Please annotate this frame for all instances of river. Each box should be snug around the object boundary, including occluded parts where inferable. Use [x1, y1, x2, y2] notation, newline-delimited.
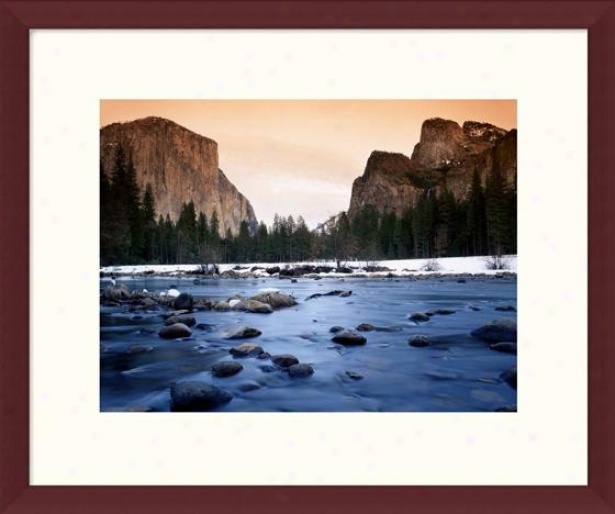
[100, 275, 517, 412]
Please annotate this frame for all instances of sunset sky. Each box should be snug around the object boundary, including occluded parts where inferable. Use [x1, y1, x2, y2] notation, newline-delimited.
[100, 100, 516, 228]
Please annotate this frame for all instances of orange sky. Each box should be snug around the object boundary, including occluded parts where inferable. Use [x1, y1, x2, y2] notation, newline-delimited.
[100, 100, 516, 228]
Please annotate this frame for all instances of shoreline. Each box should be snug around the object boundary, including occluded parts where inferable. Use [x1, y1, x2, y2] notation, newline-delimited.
[100, 255, 517, 281]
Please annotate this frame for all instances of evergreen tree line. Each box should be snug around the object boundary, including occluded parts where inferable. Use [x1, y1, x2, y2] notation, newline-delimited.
[101, 145, 516, 266]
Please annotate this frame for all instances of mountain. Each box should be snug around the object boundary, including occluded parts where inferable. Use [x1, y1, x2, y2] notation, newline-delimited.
[100, 116, 258, 235]
[348, 118, 516, 219]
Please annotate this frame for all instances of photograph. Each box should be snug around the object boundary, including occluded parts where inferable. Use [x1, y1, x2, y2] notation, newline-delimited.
[99, 99, 517, 413]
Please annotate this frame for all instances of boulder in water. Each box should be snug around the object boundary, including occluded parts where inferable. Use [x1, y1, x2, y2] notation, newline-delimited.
[271, 354, 299, 368]
[224, 326, 262, 340]
[409, 335, 429, 347]
[331, 330, 366, 346]
[232, 299, 274, 314]
[345, 370, 364, 380]
[165, 313, 196, 327]
[471, 319, 517, 342]
[174, 292, 194, 310]
[490, 342, 517, 354]
[158, 323, 192, 339]
[102, 283, 131, 302]
[288, 363, 314, 378]
[170, 381, 233, 411]
[250, 291, 297, 309]
[500, 367, 517, 389]
[229, 343, 264, 358]
[356, 323, 375, 332]
[211, 361, 244, 378]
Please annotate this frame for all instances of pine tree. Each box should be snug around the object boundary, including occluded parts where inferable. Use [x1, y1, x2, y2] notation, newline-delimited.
[141, 185, 157, 262]
[196, 211, 208, 262]
[100, 160, 114, 265]
[467, 168, 487, 256]
[486, 167, 509, 255]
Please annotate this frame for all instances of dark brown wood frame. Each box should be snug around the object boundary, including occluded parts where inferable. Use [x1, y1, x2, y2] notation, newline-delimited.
[1, 2, 612, 513]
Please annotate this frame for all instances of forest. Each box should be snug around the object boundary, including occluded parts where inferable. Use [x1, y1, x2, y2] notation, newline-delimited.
[100, 145, 517, 267]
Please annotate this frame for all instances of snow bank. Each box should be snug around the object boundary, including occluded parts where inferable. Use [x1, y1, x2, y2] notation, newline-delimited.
[101, 255, 516, 278]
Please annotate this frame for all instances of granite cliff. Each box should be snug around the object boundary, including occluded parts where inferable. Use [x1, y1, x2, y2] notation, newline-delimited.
[348, 118, 517, 218]
[100, 117, 257, 236]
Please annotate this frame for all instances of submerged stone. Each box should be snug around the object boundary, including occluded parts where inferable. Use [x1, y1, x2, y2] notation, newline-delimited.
[288, 363, 314, 378]
[471, 318, 517, 342]
[211, 361, 244, 378]
[331, 330, 366, 346]
[224, 326, 262, 340]
[230, 343, 264, 358]
[271, 354, 300, 368]
[158, 323, 192, 339]
[409, 335, 429, 347]
[170, 381, 233, 411]
[490, 342, 517, 354]
[165, 313, 196, 327]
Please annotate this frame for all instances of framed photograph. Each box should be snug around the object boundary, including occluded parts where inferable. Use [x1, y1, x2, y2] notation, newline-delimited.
[2, 1, 612, 512]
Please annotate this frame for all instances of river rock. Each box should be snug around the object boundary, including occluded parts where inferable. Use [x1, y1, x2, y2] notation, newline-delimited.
[500, 367, 517, 389]
[196, 323, 215, 331]
[211, 361, 244, 377]
[490, 342, 517, 354]
[102, 283, 131, 302]
[232, 299, 274, 314]
[288, 363, 314, 378]
[250, 291, 297, 309]
[409, 312, 430, 322]
[170, 381, 233, 411]
[271, 354, 299, 368]
[471, 319, 517, 342]
[434, 308, 455, 315]
[173, 292, 194, 310]
[239, 382, 261, 392]
[137, 297, 158, 309]
[329, 326, 345, 333]
[356, 323, 375, 332]
[214, 301, 231, 312]
[230, 343, 264, 358]
[409, 335, 429, 347]
[165, 313, 196, 327]
[495, 305, 517, 312]
[158, 323, 192, 339]
[224, 326, 262, 340]
[306, 290, 352, 301]
[345, 370, 364, 380]
[124, 345, 154, 355]
[331, 330, 366, 346]
[495, 405, 517, 412]
[257, 351, 271, 360]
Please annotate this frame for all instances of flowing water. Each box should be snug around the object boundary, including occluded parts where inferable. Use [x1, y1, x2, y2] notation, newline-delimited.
[100, 275, 517, 412]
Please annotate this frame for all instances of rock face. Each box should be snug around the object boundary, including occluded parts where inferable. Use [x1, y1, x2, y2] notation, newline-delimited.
[347, 117, 516, 218]
[100, 116, 258, 236]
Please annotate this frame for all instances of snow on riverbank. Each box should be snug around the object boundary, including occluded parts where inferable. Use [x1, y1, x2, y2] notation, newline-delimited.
[100, 255, 517, 278]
